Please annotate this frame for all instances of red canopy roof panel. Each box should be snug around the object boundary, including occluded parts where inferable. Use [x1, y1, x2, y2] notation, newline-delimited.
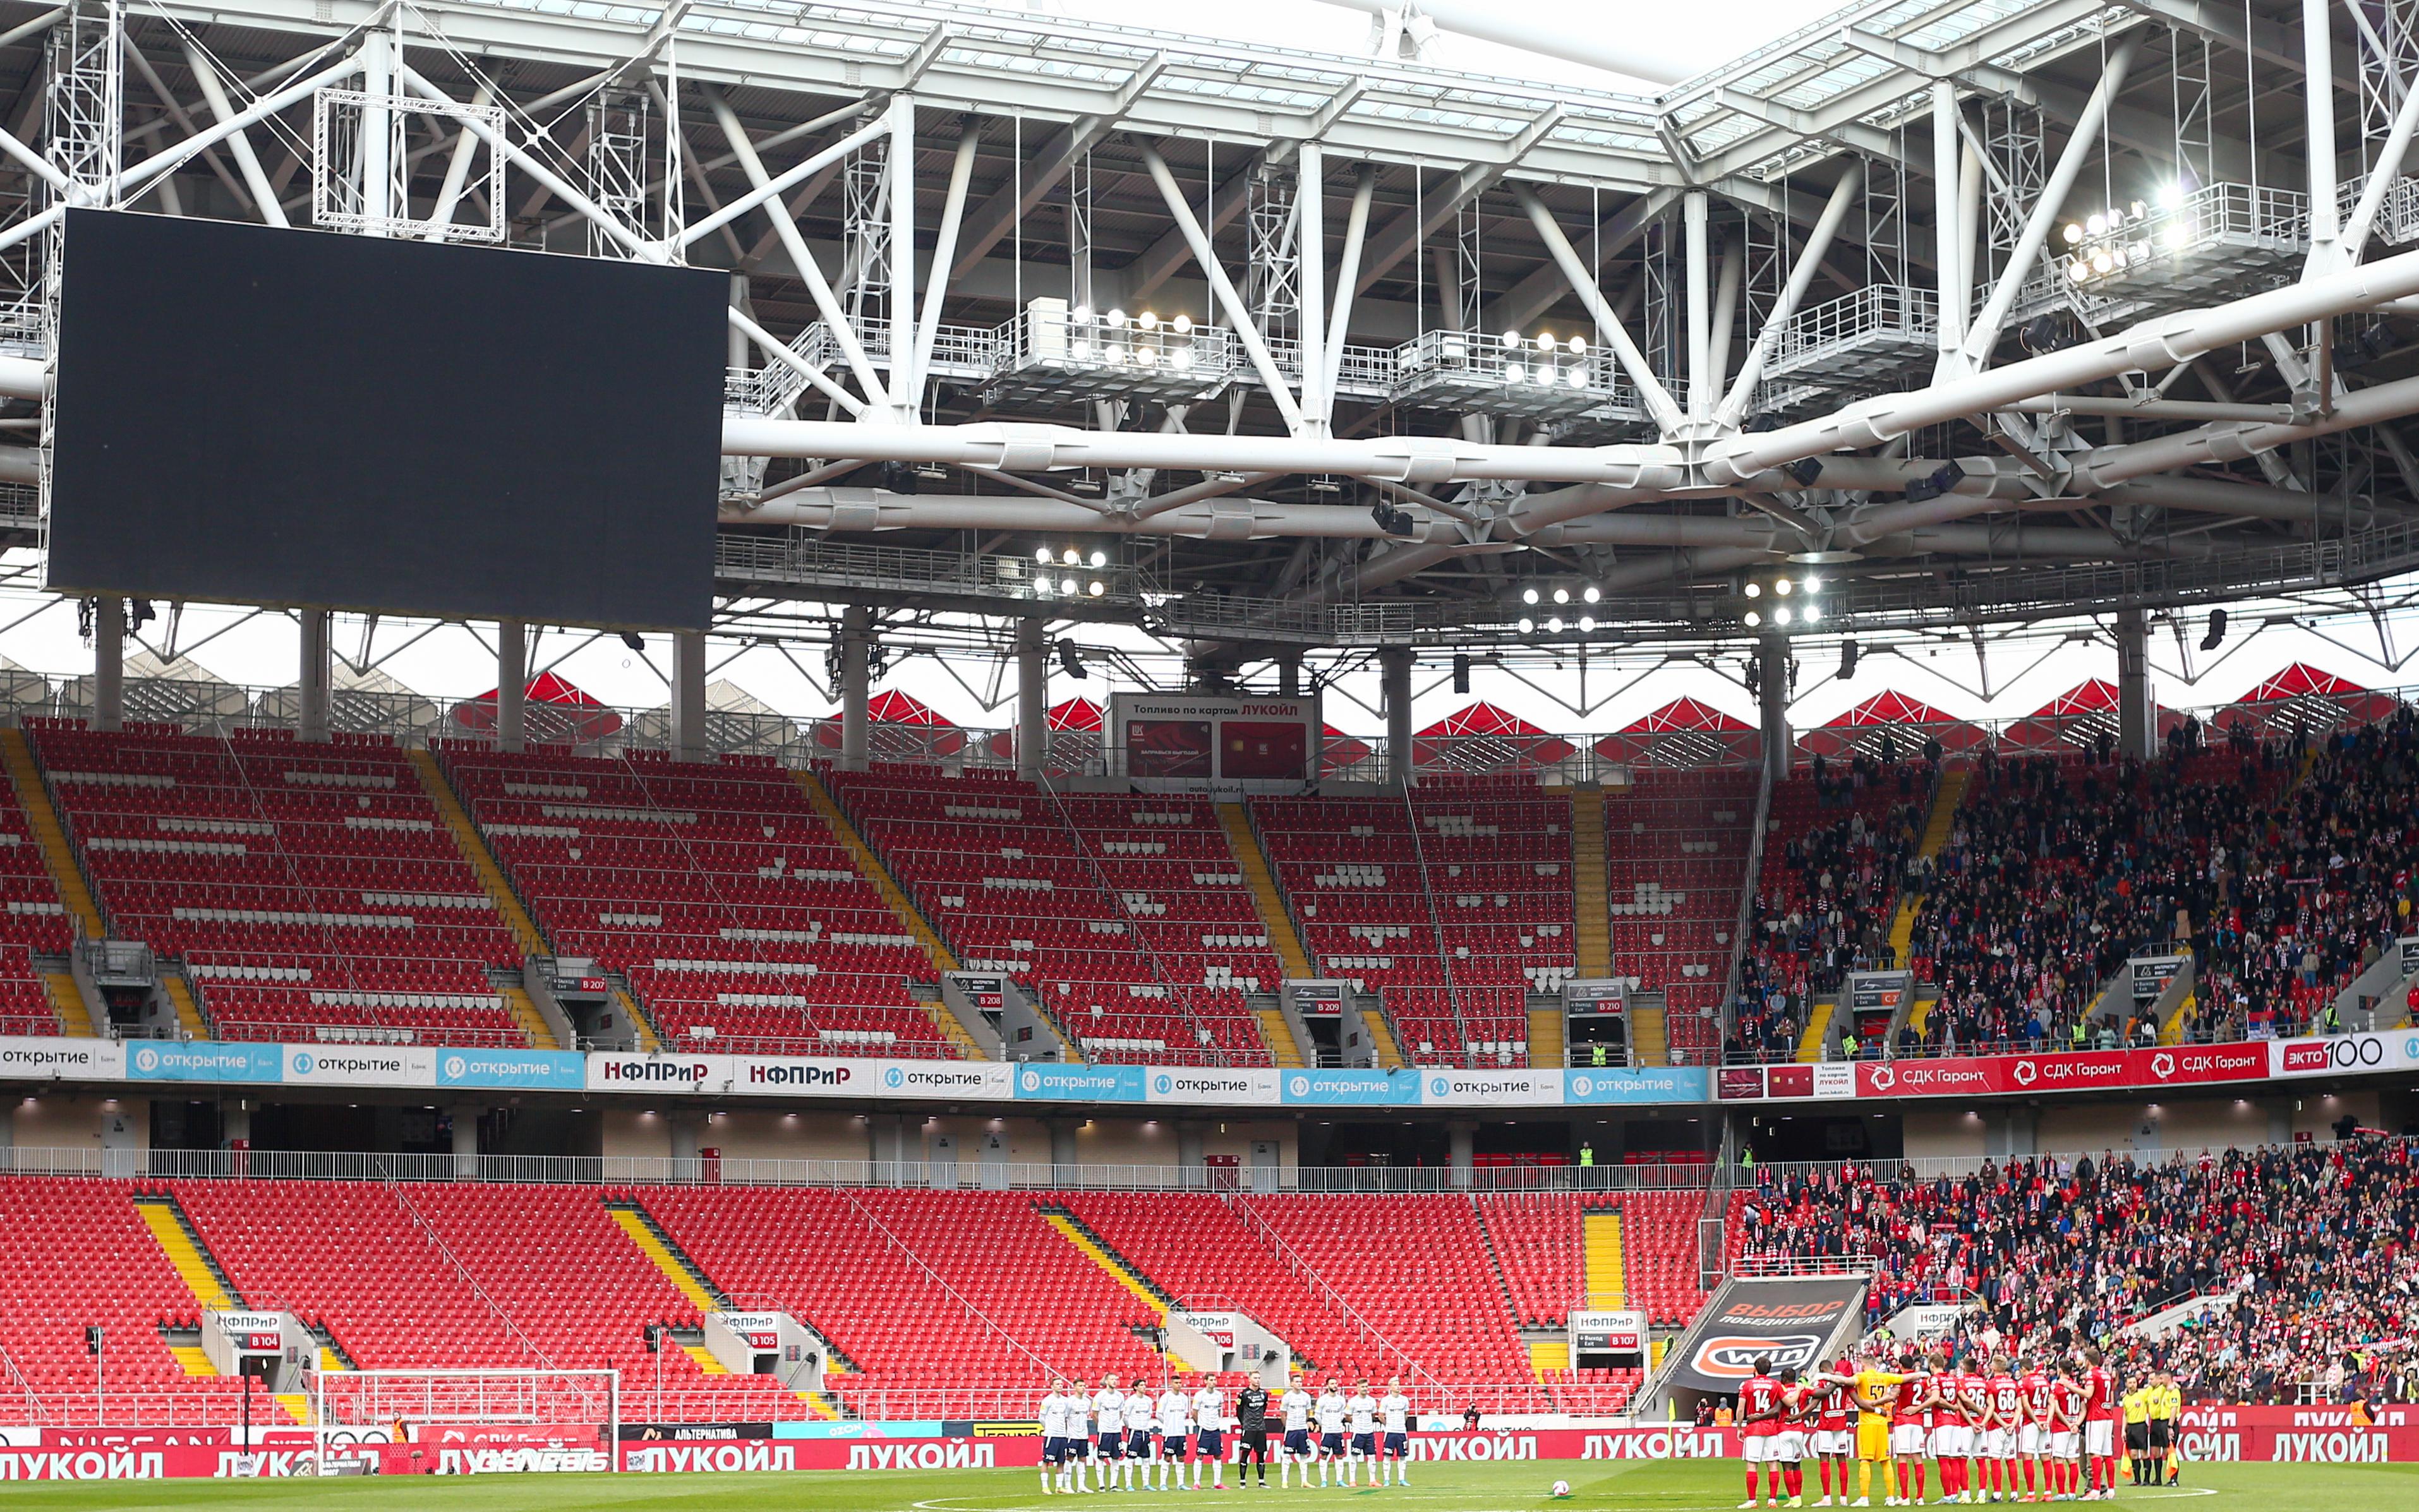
[1591, 697, 1759, 767]
[2240, 663, 2368, 701]
[1412, 702, 1574, 771]
[1797, 690, 1984, 760]
[814, 688, 966, 755]
[2223, 663, 2399, 731]
[449, 674, 624, 741]
[1998, 679, 2182, 752]
[1320, 724, 1375, 776]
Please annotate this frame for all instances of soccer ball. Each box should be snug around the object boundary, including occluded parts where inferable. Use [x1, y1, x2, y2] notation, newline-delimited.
[1550, 1480, 1572, 1499]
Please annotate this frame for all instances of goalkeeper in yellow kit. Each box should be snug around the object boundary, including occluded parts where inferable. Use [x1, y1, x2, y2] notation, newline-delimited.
[1811, 1355, 1912, 1507]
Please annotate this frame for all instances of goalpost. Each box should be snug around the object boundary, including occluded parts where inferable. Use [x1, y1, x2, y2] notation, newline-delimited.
[303, 1368, 621, 1474]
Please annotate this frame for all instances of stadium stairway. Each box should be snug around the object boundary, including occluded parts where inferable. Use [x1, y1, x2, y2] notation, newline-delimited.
[1216, 803, 1314, 1067]
[1582, 1208, 1625, 1309]
[1526, 992, 1565, 1069]
[412, 748, 562, 1048]
[1362, 995, 1408, 1069]
[1627, 993, 1668, 1066]
[135, 1194, 239, 1312]
[488, 969, 558, 1051]
[1567, 788, 1612, 978]
[607, 1201, 728, 1316]
[407, 747, 550, 961]
[2159, 988, 2200, 1046]
[4, 729, 99, 1035]
[1526, 1337, 1569, 1376]
[1037, 1204, 1176, 1336]
[793, 769, 988, 1060]
[1883, 764, 1968, 978]
[1792, 994, 1835, 1062]
[610, 1196, 850, 1415]
[607, 975, 665, 1052]
[160, 967, 213, 1038]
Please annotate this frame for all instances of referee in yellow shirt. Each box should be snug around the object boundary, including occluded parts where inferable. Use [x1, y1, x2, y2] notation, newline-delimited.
[2121, 1384, 2151, 1485]
[2148, 1371, 2182, 1485]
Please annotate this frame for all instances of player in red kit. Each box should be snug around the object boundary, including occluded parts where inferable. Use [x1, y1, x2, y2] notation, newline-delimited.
[2076, 1348, 2118, 1501]
[1980, 1353, 2024, 1504]
[2017, 1355, 2056, 1502]
[1888, 1352, 1934, 1507]
[2049, 1365, 2087, 1500]
[1938, 1352, 1987, 1504]
[1740, 1355, 1789, 1508]
[1809, 1357, 1855, 1507]
[1773, 1366, 1814, 1508]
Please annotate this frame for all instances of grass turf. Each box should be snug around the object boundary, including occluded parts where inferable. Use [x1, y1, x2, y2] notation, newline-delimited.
[0, 1461, 2406, 1511]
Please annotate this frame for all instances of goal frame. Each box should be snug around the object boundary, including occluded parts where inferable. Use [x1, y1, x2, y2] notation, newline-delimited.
[304, 1367, 621, 1473]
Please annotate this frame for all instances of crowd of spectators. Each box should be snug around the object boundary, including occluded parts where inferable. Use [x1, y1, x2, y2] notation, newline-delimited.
[2188, 708, 2419, 1043]
[1732, 757, 1929, 1061]
[1734, 1134, 2418, 1405]
[1898, 742, 2282, 1057]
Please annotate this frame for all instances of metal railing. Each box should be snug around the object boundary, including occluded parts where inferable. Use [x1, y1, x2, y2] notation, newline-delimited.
[1768, 283, 1938, 369]
[0, 1144, 1720, 1194]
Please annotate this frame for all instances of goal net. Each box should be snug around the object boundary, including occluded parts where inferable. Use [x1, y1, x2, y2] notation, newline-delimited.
[303, 1368, 621, 1473]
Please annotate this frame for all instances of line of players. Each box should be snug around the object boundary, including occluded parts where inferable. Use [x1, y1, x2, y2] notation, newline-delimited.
[1037, 1374, 1416, 1494]
[1735, 1343, 2173, 1508]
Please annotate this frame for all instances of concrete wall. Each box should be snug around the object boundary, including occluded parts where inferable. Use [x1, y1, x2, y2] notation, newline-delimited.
[595, 1108, 1300, 1172]
[1901, 1089, 2389, 1160]
[8, 1093, 147, 1155]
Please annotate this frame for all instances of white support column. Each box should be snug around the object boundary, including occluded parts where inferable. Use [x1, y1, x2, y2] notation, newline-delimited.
[2307, 0, 2340, 253]
[357, 27, 393, 234]
[1718, 164, 1862, 426]
[1758, 634, 1790, 784]
[839, 606, 871, 773]
[1015, 618, 1047, 782]
[1322, 164, 1377, 419]
[885, 93, 918, 421]
[1380, 645, 1413, 788]
[1955, 35, 2140, 368]
[1136, 142, 1308, 435]
[1932, 80, 1967, 356]
[496, 620, 526, 754]
[297, 609, 331, 743]
[2116, 607, 2154, 761]
[1297, 141, 1329, 437]
[1513, 187, 1685, 432]
[1684, 191, 1713, 422]
[92, 596, 122, 733]
[670, 630, 707, 762]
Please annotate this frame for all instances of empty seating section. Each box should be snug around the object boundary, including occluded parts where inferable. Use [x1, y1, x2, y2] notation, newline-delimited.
[1234, 1194, 1533, 1388]
[441, 748, 943, 1057]
[0, 1179, 249, 1418]
[831, 768, 1264, 1063]
[644, 1187, 1162, 1414]
[1474, 1192, 1583, 1326]
[1603, 770, 1758, 1064]
[0, 768, 67, 1035]
[172, 1180, 780, 1409]
[1252, 776, 1575, 1064]
[1065, 1191, 1372, 1376]
[0, 1177, 1749, 1422]
[35, 727, 521, 1045]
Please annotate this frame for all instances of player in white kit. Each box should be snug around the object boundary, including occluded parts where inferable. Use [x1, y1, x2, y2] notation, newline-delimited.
[1190, 1377, 1228, 1490]
[1152, 1382, 1191, 1491]
[1279, 1377, 1315, 1488]
[1121, 1386, 1155, 1490]
[1092, 1376, 1125, 1492]
[1041, 1381, 1070, 1496]
[1065, 1379, 1094, 1492]
[1345, 1379, 1380, 1487]
[1378, 1377, 1412, 1487]
[1315, 1380, 1349, 1487]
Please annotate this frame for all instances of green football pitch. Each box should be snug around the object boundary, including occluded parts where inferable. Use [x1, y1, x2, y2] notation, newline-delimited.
[0, 1461, 2406, 1511]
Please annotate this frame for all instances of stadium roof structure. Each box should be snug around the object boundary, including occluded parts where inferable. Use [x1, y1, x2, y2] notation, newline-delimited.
[9, 0, 2419, 728]
[1413, 700, 1576, 772]
[1997, 677, 2181, 753]
[1798, 689, 1987, 759]
[450, 673, 625, 745]
[812, 686, 967, 758]
[1592, 696, 1759, 769]
[2218, 661, 2403, 736]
